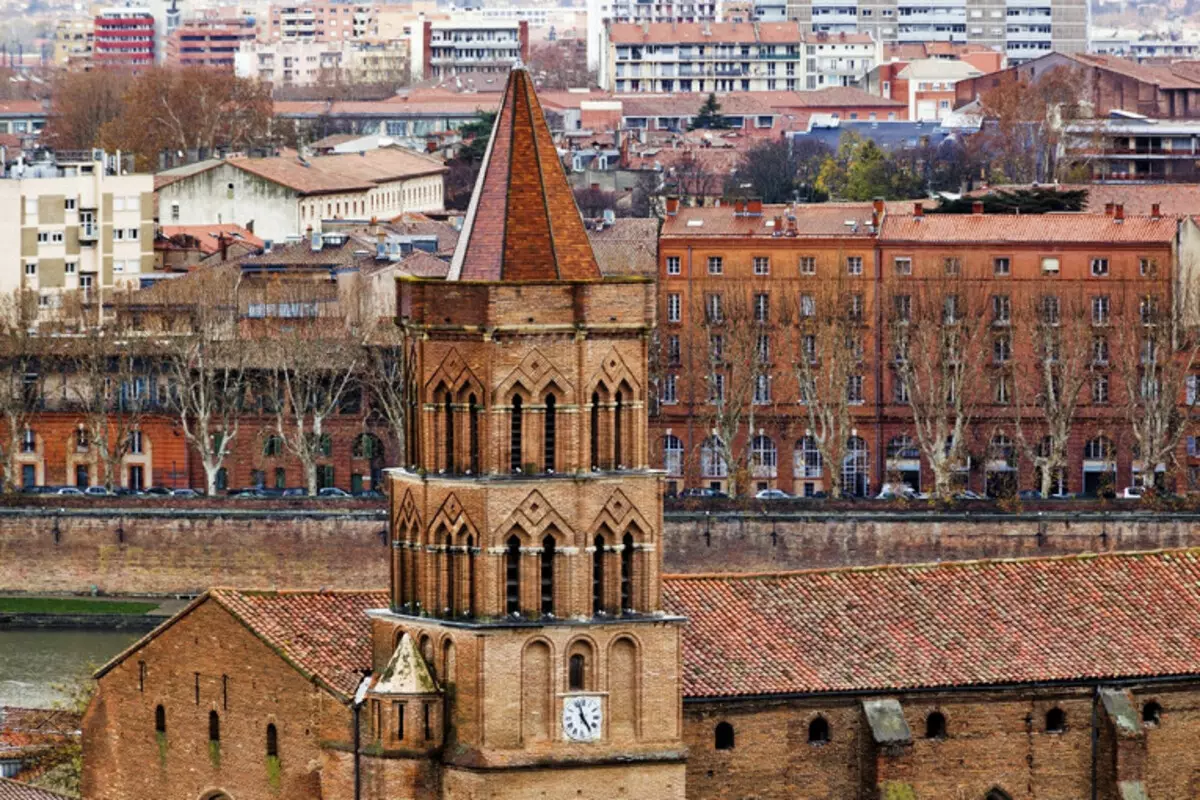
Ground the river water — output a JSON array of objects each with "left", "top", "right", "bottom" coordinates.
[{"left": 0, "top": 629, "right": 141, "bottom": 709}]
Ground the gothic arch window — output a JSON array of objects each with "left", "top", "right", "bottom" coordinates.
[
  {"left": 808, "top": 716, "right": 830, "bottom": 745},
  {"left": 590, "top": 391, "right": 601, "bottom": 469},
  {"left": 444, "top": 393, "right": 455, "bottom": 473},
  {"left": 925, "top": 711, "right": 947, "bottom": 739},
  {"left": 715, "top": 721, "right": 735, "bottom": 750},
  {"left": 266, "top": 723, "right": 279, "bottom": 759},
  {"left": 505, "top": 535, "right": 521, "bottom": 615},
  {"left": 796, "top": 435, "right": 823, "bottom": 478},
  {"left": 442, "top": 638, "right": 457, "bottom": 690},
  {"left": 663, "top": 435, "right": 684, "bottom": 476},
  {"left": 155, "top": 704, "right": 166, "bottom": 735},
  {"left": 613, "top": 390, "right": 624, "bottom": 468},
  {"left": 592, "top": 534, "right": 606, "bottom": 615},
  {"left": 620, "top": 532, "right": 635, "bottom": 613},
  {"left": 1045, "top": 707, "right": 1066, "bottom": 733},
  {"left": 540, "top": 534, "right": 556, "bottom": 617},
  {"left": 510, "top": 395, "right": 523, "bottom": 473},
  {"left": 391, "top": 627, "right": 406, "bottom": 652},
  {"left": 544, "top": 393, "right": 557, "bottom": 473},
  {"left": 445, "top": 532, "right": 456, "bottom": 616},
  {"left": 465, "top": 534, "right": 476, "bottom": 617},
  {"left": 208, "top": 710, "right": 221, "bottom": 743},
  {"left": 843, "top": 437, "right": 869, "bottom": 497},
  {"left": 468, "top": 395, "right": 480, "bottom": 474}
]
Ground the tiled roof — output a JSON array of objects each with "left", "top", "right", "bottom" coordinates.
[
  {"left": 385, "top": 212, "right": 460, "bottom": 256},
  {"left": 395, "top": 250, "right": 450, "bottom": 278},
  {"left": 773, "top": 86, "right": 905, "bottom": 108},
  {"left": 159, "top": 225, "right": 265, "bottom": 255},
  {"left": 879, "top": 211, "right": 1178, "bottom": 244},
  {"left": 154, "top": 158, "right": 223, "bottom": 190},
  {"left": 1070, "top": 52, "right": 1200, "bottom": 90},
  {"left": 450, "top": 67, "right": 601, "bottom": 282},
  {"left": 0, "top": 101, "right": 43, "bottom": 116},
  {"left": 229, "top": 148, "right": 445, "bottom": 196},
  {"left": 967, "top": 183, "right": 1200, "bottom": 217},
  {"left": 588, "top": 218, "right": 659, "bottom": 277},
  {"left": 665, "top": 549, "right": 1200, "bottom": 699},
  {"left": 0, "top": 778, "right": 74, "bottom": 800},
  {"left": 661, "top": 202, "right": 878, "bottom": 237}
]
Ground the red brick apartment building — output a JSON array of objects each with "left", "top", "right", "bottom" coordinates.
[{"left": 655, "top": 197, "right": 1200, "bottom": 497}]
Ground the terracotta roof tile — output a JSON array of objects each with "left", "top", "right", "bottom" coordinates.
[
  {"left": 211, "top": 589, "right": 388, "bottom": 700},
  {"left": 880, "top": 211, "right": 1178, "bottom": 244},
  {"left": 588, "top": 217, "right": 659, "bottom": 277},
  {"left": 665, "top": 549, "right": 1200, "bottom": 698},
  {"left": 159, "top": 225, "right": 265, "bottom": 255},
  {"left": 661, "top": 202, "right": 879, "bottom": 237},
  {"left": 450, "top": 68, "right": 601, "bottom": 282},
  {"left": 229, "top": 148, "right": 445, "bottom": 196},
  {"left": 0, "top": 778, "right": 74, "bottom": 800}
]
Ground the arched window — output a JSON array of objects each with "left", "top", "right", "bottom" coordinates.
[
  {"left": 1142, "top": 701, "right": 1162, "bottom": 726},
  {"left": 796, "top": 435, "right": 822, "bottom": 478},
  {"left": 444, "top": 393, "right": 455, "bottom": 473},
  {"left": 209, "top": 710, "right": 221, "bottom": 742},
  {"left": 510, "top": 396, "right": 523, "bottom": 473},
  {"left": 155, "top": 704, "right": 166, "bottom": 735},
  {"left": 700, "top": 436, "right": 728, "bottom": 478},
  {"left": 543, "top": 394, "right": 556, "bottom": 473},
  {"left": 468, "top": 395, "right": 480, "bottom": 474},
  {"left": 613, "top": 390, "right": 624, "bottom": 468},
  {"left": 715, "top": 721, "right": 735, "bottom": 750},
  {"left": 620, "top": 532, "right": 634, "bottom": 612},
  {"left": 569, "top": 653, "right": 586, "bottom": 691},
  {"left": 590, "top": 392, "right": 600, "bottom": 469},
  {"left": 592, "top": 534, "right": 605, "bottom": 615},
  {"left": 843, "top": 437, "right": 869, "bottom": 497},
  {"left": 751, "top": 435, "right": 777, "bottom": 477},
  {"left": 1045, "top": 707, "right": 1066, "bottom": 733},
  {"left": 540, "top": 535, "right": 555, "bottom": 616},
  {"left": 266, "top": 723, "right": 279, "bottom": 758},
  {"left": 664, "top": 435, "right": 684, "bottom": 476},
  {"left": 808, "top": 716, "right": 830, "bottom": 744},
  {"left": 925, "top": 711, "right": 946, "bottom": 739},
  {"left": 505, "top": 535, "right": 521, "bottom": 615}
]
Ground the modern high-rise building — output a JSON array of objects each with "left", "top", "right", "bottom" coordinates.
[
  {"left": 92, "top": 8, "right": 156, "bottom": 68},
  {"left": 410, "top": 18, "right": 529, "bottom": 81}
]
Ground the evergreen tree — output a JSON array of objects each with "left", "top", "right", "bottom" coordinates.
[
  {"left": 928, "top": 187, "right": 1088, "bottom": 215},
  {"left": 689, "top": 93, "right": 731, "bottom": 130}
]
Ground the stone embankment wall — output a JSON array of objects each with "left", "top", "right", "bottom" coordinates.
[{"left": 2, "top": 506, "right": 1199, "bottom": 595}]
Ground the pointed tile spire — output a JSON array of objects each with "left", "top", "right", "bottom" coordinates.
[
  {"left": 372, "top": 633, "right": 439, "bottom": 695},
  {"left": 448, "top": 67, "right": 602, "bottom": 282}
]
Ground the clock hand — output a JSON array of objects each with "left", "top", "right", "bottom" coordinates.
[{"left": 577, "top": 705, "right": 592, "bottom": 732}]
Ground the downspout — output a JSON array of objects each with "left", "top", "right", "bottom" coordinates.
[{"left": 352, "top": 674, "right": 371, "bottom": 800}]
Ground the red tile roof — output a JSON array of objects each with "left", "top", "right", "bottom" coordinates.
[
  {"left": 879, "top": 211, "right": 1178, "bottom": 244},
  {"left": 666, "top": 549, "right": 1200, "bottom": 698},
  {"left": 159, "top": 224, "right": 265, "bottom": 255},
  {"left": 661, "top": 202, "right": 879, "bottom": 237},
  {"left": 229, "top": 148, "right": 445, "bottom": 196},
  {"left": 0, "top": 778, "right": 74, "bottom": 800},
  {"left": 450, "top": 68, "right": 601, "bottom": 282}
]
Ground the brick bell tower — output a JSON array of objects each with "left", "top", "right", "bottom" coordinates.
[{"left": 364, "top": 66, "right": 686, "bottom": 799}]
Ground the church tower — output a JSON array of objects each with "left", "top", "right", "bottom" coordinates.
[{"left": 365, "top": 67, "right": 686, "bottom": 799}]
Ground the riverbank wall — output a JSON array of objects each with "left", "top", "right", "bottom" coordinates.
[{"left": 2, "top": 506, "right": 1200, "bottom": 595}]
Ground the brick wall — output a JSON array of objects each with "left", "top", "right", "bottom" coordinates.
[{"left": 5, "top": 509, "right": 1200, "bottom": 595}]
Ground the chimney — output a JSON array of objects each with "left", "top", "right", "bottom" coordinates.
[
  {"left": 772, "top": 215, "right": 783, "bottom": 236},
  {"left": 747, "top": 198, "right": 763, "bottom": 215},
  {"left": 971, "top": 200, "right": 984, "bottom": 215},
  {"left": 1152, "top": 202, "right": 1161, "bottom": 220},
  {"left": 1114, "top": 204, "right": 1125, "bottom": 223},
  {"left": 665, "top": 195, "right": 680, "bottom": 216},
  {"left": 873, "top": 197, "right": 885, "bottom": 215},
  {"left": 1104, "top": 202, "right": 1115, "bottom": 216},
  {"left": 914, "top": 202, "right": 924, "bottom": 219},
  {"left": 734, "top": 198, "right": 746, "bottom": 215}
]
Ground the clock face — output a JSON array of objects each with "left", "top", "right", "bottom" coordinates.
[{"left": 562, "top": 694, "right": 603, "bottom": 742}]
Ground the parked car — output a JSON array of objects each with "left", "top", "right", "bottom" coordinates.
[
  {"left": 317, "top": 487, "right": 351, "bottom": 498},
  {"left": 353, "top": 489, "right": 386, "bottom": 499},
  {"left": 53, "top": 486, "right": 84, "bottom": 496},
  {"left": 227, "top": 487, "right": 265, "bottom": 498},
  {"left": 755, "top": 488, "right": 792, "bottom": 501},
  {"left": 953, "top": 490, "right": 986, "bottom": 501},
  {"left": 144, "top": 486, "right": 173, "bottom": 496},
  {"left": 171, "top": 488, "right": 200, "bottom": 498},
  {"left": 1120, "top": 486, "right": 1145, "bottom": 499},
  {"left": 679, "top": 487, "right": 728, "bottom": 499},
  {"left": 280, "top": 488, "right": 307, "bottom": 498},
  {"left": 83, "top": 486, "right": 111, "bottom": 497},
  {"left": 1017, "top": 489, "right": 1043, "bottom": 500}
]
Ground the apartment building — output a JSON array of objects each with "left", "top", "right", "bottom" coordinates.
[
  {"left": 586, "top": 0, "right": 719, "bottom": 69},
  {"left": 864, "top": 57, "right": 986, "bottom": 120},
  {"left": 1065, "top": 117, "right": 1200, "bottom": 183},
  {"left": 92, "top": 8, "right": 156, "bottom": 69},
  {"left": 410, "top": 18, "right": 529, "bottom": 81},
  {"left": 600, "top": 22, "right": 880, "bottom": 92},
  {"left": 234, "top": 38, "right": 350, "bottom": 84},
  {"left": 654, "top": 198, "right": 1195, "bottom": 498},
  {"left": 165, "top": 18, "right": 256, "bottom": 68},
  {"left": 0, "top": 151, "right": 153, "bottom": 312},
  {"left": 52, "top": 15, "right": 94, "bottom": 68},
  {"left": 781, "top": 0, "right": 1085, "bottom": 65},
  {"left": 261, "top": 1, "right": 378, "bottom": 42},
  {"left": 1091, "top": 33, "right": 1200, "bottom": 63}
]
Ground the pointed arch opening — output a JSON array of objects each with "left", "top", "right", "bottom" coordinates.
[
  {"left": 266, "top": 723, "right": 279, "bottom": 758},
  {"left": 510, "top": 395, "right": 523, "bottom": 473},
  {"left": 445, "top": 531, "right": 456, "bottom": 616},
  {"left": 543, "top": 393, "right": 556, "bottom": 473},
  {"left": 590, "top": 391, "right": 601, "bottom": 469},
  {"left": 443, "top": 392, "right": 455, "bottom": 473},
  {"left": 466, "top": 533, "right": 476, "bottom": 617},
  {"left": 540, "top": 534, "right": 556, "bottom": 617},
  {"left": 506, "top": 535, "right": 521, "bottom": 615},
  {"left": 613, "top": 390, "right": 624, "bottom": 469},
  {"left": 468, "top": 394, "right": 480, "bottom": 474},
  {"left": 620, "top": 532, "right": 634, "bottom": 613},
  {"left": 715, "top": 721, "right": 735, "bottom": 750},
  {"left": 592, "top": 533, "right": 606, "bottom": 615}
]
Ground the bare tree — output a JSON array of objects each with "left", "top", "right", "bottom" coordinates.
[
  {"left": 886, "top": 277, "right": 989, "bottom": 498},
  {"left": 687, "top": 282, "right": 781, "bottom": 496},
  {"left": 787, "top": 271, "right": 865, "bottom": 498},
  {"left": 0, "top": 290, "right": 46, "bottom": 492},
  {"left": 1011, "top": 288, "right": 1096, "bottom": 497},
  {"left": 156, "top": 270, "right": 247, "bottom": 495},
  {"left": 1114, "top": 282, "right": 1200, "bottom": 490}
]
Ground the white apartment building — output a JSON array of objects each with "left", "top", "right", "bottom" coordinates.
[
  {"left": 600, "top": 22, "right": 880, "bottom": 92},
  {"left": 0, "top": 151, "right": 153, "bottom": 310},
  {"left": 1091, "top": 32, "right": 1200, "bottom": 63},
  {"left": 586, "top": 0, "right": 721, "bottom": 70},
  {"left": 409, "top": 18, "right": 529, "bottom": 81},
  {"left": 785, "top": 0, "right": 1087, "bottom": 64},
  {"left": 262, "top": 1, "right": 378, "bottom": 42},
  {"left": 235, "top": 38, "right": 348, "bottom": 85}
]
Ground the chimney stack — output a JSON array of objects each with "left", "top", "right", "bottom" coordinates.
[
  {"left": 972, "top": 200, "right": 984, "bottom": 215},
  {"left": 1104, "top": 202, "right": 1115, "bottom": 216},
  {"left": 773, "top": 215, "right": 783, "bottom": 236},
  {"left": 873, "top": 197, "right": 885, "bottom": 215},
  {"left": 1114, "top": 204, "right": 1125, "bottom": 223},
  {"left": 734, "top": 198, "right": 746, "bottom": 215},
  {"left": 665, "top": 196, "right": 679, "bottom": 216},
  {"left": 914, "top": 202, "right": 924, "bottom": 219},
  {"left": 747, "top": 198, "right": 763, "bottom": 215},
  {"left": 1152, "top": 202, "right": 1161, "bottom": 220}
]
